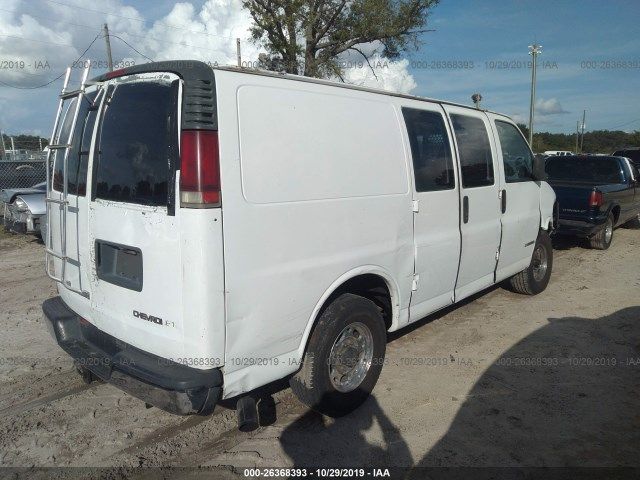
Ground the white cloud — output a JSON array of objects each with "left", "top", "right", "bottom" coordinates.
[
  {"left": 342, "top": 56, "right": 417, "bottom": 94},
  {"left": 0, "top": 0, "right": 417, "bottom": 134},
  {"left": 535, "top": 97, "right": 568, "bottom": 115}
]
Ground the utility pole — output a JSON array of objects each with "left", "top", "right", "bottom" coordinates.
[
  {"left": 0, "top": 129, "right": 6, "bottom": 158},
  {"left": 103, "top": 23, "right": 114, "bottom": 72},
  {"left": 39, "top": 137, "right": 43, "bottom": 151},
  {"left": 10, "top": 136, "right": 15, "bottom": 153},
  {"left": 528, "top": 43, "right": 542, "bottom": 147},
  {"left": 580, "top": 109, "right": 586, "bottom": 153},
  {"left": 236, "top": 38, "right": 242, "bottom": 67},
  {"left": 575, "top": 121, "right": 579, "bottom": 153}
]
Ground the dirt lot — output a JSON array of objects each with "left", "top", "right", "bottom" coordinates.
[{"left": 0, "top": 227, "right": 639, "bottom": 476}]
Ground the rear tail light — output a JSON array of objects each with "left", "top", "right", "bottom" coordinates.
[
  {"left": 179, "top": 130, "right": 221, "bottom": 207},
  {"left": 589, "top": 190, "right": 603, "bottom": 208}
]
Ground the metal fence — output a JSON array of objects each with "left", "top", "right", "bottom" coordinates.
[{"left": 0, "top": 157, "right": 47, "bottom": 190}]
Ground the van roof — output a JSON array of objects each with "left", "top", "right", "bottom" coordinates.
[
  {"left": 213, "top": 65, "right": 513, "bottom": 120},
  {"left": 92, "top": 61, "right": 515, "bottom": 125}
]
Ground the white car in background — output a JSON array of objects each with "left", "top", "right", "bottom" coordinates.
[
  {"left": 543, "top": 150, "right": 574, "bottom": 156},
  {"left": 1, "top": 182, "right": 46, "bottom": 236}
]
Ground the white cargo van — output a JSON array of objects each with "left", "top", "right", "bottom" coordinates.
[{"left": 43, "top": 61, "right": 556, "bottom": 422}]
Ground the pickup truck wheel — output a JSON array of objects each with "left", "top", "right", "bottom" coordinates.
[
  {"left": 509, "top": 230, "right": 553, "bottom": 295},
  {"left": 589, "top": 213, "right": 614, "bottom": 250},
  {"left": 290, "top": 293, "right": 386, "bottom": 417}
]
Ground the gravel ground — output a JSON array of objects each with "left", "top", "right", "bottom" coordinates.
[{"left": 0, "top": 227, "right": 639, "bottom": 476}]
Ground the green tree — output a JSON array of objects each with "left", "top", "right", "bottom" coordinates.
[
  {"left": 1, "top": 134, "right": 48, "bottom": 154},
  {"left": 517, "top": 123, "right": 529, "bottom": 141},
  {"left": 244, "top": 0, "right": 439, "bottom": 78}
]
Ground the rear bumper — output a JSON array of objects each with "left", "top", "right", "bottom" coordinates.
[
  {"left": 42, "top": 296, "right": 223, "bottom": 415},
  {"left": 556, "top": 216, "right": 606, "bottom": 237}
]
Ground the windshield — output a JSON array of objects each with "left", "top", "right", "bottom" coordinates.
[{"left": 546, "top": 157, "right": 623, "bottom": 183}]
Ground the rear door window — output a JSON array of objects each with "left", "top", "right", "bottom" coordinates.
[
  {"left": 53, "top": 90, "right": 102, "bottom": 195},
  {"left": 450, "top": 114, "right": 494, "bottom": 188},
  {"left": 52, "top": 99, "right": 77, "bottom": 192},
  {"left": 402, "top": 108, "right": 455, "bottom": 192},
  {"left": 546, "top": 157, "right": 623, "bottom": 183},
  {"left": 93, "top": 80, "right": 178, "bottom": 206}
]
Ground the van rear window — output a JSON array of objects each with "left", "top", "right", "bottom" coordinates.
[{"left": 94, "top": 81, "right": 178, "bottom": 206}]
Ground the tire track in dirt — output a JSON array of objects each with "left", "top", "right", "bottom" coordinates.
[{"left": 0, "top": 383, "right": 96, "bottom": 419}]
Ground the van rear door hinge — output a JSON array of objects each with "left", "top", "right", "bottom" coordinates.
[
  {"left": 411, "top": 274, "right": 419, "bottom": 291},
  {"left": 495, "top": 249, "right": 500, "bottom": 261},
  {"left": 412, "top": 199, "right": 419, "bottom": 213}
]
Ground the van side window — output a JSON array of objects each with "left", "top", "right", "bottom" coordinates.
[
  {"left": 450, "top": 114, "right": 494, "bottom": 188},
  {"left": 402, "top": 108, "right": 455, "bottom": 192},
  {"left": 495, "top": 120, "right": 533, "bottom": 182}
]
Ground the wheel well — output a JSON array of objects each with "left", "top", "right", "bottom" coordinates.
[
  {"left": 611, "top": 205, "right": 620, "bottom": 224},
  {"left": 324, "top": 274, "right": 393, "bottom": 330}
]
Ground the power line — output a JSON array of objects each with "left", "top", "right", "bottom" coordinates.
[
  {"left": 609, "top": 118, "right": 640, "bottom": 130},
  {"left": 0, "top": 33, "right": 77, "bottom": 48},
  {"left": 111, "top": 30, "right": 234, "bottom": 54},
  {"left": 0, "top": 31, "right": 102, "bottom": 90},
  {"left": 42, "top": 0, "right": 237, "bottom": 39},
  {"left": 108, "top": 34, "right": 154, "bottom": 63},
  {"left": 0, "top": 5, "right": 238, "bottom": 57},
  {"left": 0, "top": 6, "right": 103, "bottom": 32}
]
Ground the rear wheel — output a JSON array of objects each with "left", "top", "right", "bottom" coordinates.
[
  {"left": 290, "top": 293, "right": 386, "bottom": 417},
  {"left": 509, "top": 230, "right": 553, "bottom": 295},
  {"left": 589, "top": 213, "right": 614, "bottom": 250}
]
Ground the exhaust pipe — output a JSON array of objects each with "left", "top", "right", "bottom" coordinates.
[
  {"left": 236, "top": 396, "right": 259, "bottom": 432},
  {"left": 75, "top": 363, "right": 98, "bottom": 384}
]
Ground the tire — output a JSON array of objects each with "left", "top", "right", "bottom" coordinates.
[
  {"left": 509, "top": 230, "right": 553, "bottom": 295},
  {"left": 623, "top": 212, "right": 640, "bottom": 229},
  {"left": 290, "top": 293, "right": 386, "bottom": 417},
  {"left": 588, "top": 213, "right": 614, "bottom": 250}
]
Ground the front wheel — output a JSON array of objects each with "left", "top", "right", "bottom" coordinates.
[
  {"left": 509, "top": 230, "right": 553, "bottom": 295},
  {"left": 290, "top": 293, "right": 386, "bottom": 417}
]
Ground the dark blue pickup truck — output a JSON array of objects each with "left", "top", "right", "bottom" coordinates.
[{"left": 545, "top": 155, "right": 640, "bottom": 249}]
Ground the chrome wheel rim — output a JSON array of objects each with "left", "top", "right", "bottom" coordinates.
[
  {"left": 328, "top": 322, "right": 374, "bottom": 393},
  {"left": 604, "top": 219, "right": 613, "bottom": 243},
  {"left": 531, "top": 244, "right": 548, "bottom": 282}
]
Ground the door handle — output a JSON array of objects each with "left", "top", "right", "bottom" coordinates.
[
  {"left": 501, "top": 189, "right": 507, "bottom": 214},
  {"left": 463, "top": 196, "right": 469, "bottom": 223}
]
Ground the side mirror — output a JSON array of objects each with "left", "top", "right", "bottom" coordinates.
[{"left": 532, "top": 155, "right": 547, "bottom": 181}]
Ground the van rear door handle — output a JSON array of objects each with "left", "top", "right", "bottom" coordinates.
[
  {"left": 501, "top": 189, "right": 507, "bottom": 213},
  {"left": 463, "top": 196, "right": 469, "bottom": 224}
]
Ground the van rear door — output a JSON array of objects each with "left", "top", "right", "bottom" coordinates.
[{"left": 86, "top": 74, "right": 185, "bottom": 361}]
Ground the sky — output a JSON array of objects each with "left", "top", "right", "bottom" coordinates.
[{"left": 0, "top": 0, "right": 639, "bottom": 138}]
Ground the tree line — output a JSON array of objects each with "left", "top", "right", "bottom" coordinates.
[
  {"left": 517, "top": 124, "right": 639, "bottom": 154},
  {"left": 1, "top": 134, "right": 48, "bottom": 153},
  {"left": 3, "top": 128, "right": 638, "bottom": 156}
]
